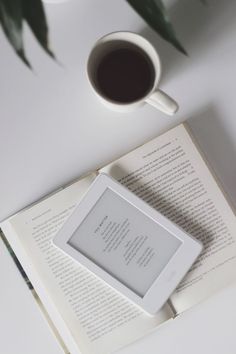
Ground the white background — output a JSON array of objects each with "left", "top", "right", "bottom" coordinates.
[{"left": 0, "top": 0, "right": 236, "bottom": 353}]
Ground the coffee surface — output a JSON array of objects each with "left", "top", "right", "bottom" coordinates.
[{"left": 95, "top": 46, "right": 155, "bottom": 103}]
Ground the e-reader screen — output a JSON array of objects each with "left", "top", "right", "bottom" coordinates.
[{"left": 68, "top": 188, "right": 181, "bottom": 297}]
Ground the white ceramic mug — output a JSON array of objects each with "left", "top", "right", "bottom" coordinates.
[{"left": 87, "top": 31, "right": 178, "bottom": 115}]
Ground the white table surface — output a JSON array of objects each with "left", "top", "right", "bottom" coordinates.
[{"left": 1, "top": 0, "right": 236, "bottom": 353}]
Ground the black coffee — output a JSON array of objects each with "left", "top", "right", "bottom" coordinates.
[{"left": 95, "top": 44, "right": 155, "bottom": 103}]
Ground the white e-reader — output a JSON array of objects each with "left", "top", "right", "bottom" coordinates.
[{"left": 53, "top": 173, "right": 202, "bottom": 315}]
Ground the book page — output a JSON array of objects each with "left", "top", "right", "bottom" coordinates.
[
  {"left": 101, "top": 124, "right": 236, "bottom": 314},
  {"left": 1, "top": 174, "right": 172, "bottom": 354}
]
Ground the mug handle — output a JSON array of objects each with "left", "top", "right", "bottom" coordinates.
[{"left": 145, "top": 89, "right": 179, "bottom": 116}]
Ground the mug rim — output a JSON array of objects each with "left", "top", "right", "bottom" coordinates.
[{"left": 87, "top": 31, "right": 162, "bottom": 107}]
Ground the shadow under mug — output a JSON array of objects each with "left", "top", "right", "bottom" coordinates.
[{"left": 87, "top": 31, "right": 179, "bottom": 115}]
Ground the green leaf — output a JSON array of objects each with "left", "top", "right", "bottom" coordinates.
[
  {"left": 126, "top": 0, "right": 187, "bottom": 55},
  {"left": 21, "top": 0, "right": 54, "bottom": 59},
  {"left": 0, "top": 0, "right": 31, "bottom": 67}
]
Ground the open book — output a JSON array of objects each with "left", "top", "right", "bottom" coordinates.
[{"left": 1, "top": 123, "right": 236, "bottom": 354}]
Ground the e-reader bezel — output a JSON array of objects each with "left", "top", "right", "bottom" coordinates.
[{"left": 53, "top": 173, "right": 202, "bottom": 315}]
